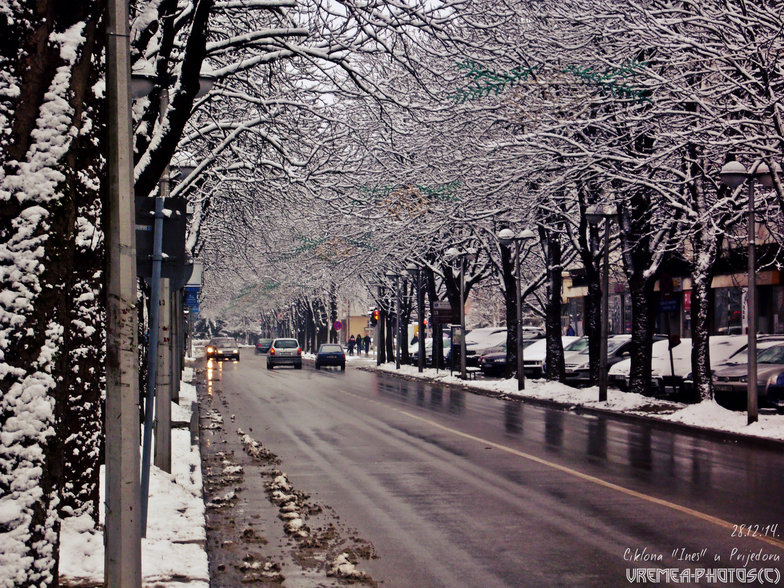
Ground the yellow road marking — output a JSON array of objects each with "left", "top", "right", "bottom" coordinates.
[{"left": 390, "top": 405, "right": 784, "bottom": 551}]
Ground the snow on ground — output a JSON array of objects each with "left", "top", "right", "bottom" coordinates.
[
  {"left": 59, "top": 356, "right": 784, "bottom": 586},
  {"left": 59, "top": 369, "right": 208, "bottom": 587}
]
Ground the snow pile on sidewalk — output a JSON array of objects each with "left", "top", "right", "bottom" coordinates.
[{"left": 59, "top": 372, "right": 208, "bottom": 586}]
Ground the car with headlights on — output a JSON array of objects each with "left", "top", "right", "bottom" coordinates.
[
  {"left": 713, "top": 341, "right": 784, "bottom": 412},
  {"left": 315, "top": 343, "right": 346, "bottom": 370},
  {"left": 205, "top": 337, "right": 240, "bottom": 361}
]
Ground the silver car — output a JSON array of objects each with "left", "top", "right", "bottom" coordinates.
[
  {"left": 713, "top": 342, "right": 784, "bottom": 412},
  {"left": 267, "top": 338, "right": 302, "bottom": 370}
]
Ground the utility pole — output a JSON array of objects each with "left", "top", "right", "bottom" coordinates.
[
  {"left": 155, "top": 278, "right": 172, "bottom": 472},
  {"left": 105, "top": 0, "right": 142, "bottom": 584}
]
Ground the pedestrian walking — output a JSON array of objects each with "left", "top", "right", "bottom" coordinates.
[
  {"left": 363, "top": 334, "right": 371, "bottom": 355},
  {"left": 348, "top": 334, "right": 355, "bottom": 355}
]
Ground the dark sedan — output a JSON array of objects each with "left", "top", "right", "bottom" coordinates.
[
  {"left": 477, "top": 338, "right": 540, "bottom": 377},
  {"left": 315, "top": 343, "right": 346, "bottom": 370},
  {"left": 255, "top": 338, "right": 273, "bottom": 354}
]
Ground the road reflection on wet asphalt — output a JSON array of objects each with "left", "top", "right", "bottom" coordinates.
[{"left": 203, "top": 351, "right": 784, "bottom": 587}]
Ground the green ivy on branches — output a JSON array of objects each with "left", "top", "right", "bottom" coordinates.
[
  {"left": 563, "top": 60, "right": 648, "bottom": 102},
  {"left": 447, "top": 60, "right": 538, "bottom": 104},
  {"left": 447, "top": 58, "right": 648, "bottom": 104}
]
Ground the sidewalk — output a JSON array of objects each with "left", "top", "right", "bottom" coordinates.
[{"left": 60, "top": 366, "right": 209, "bottom": 587}]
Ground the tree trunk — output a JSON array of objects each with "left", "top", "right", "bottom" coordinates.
[
  {"left": 627, "top": 273, "right": 658, "bottom": 396},
  {"left": 538, "top": 218, "right": 565, "bottom": 382},
  {"left": 425, "top": 266, "right": 445, "bottom": 369},
  {"left": 385, "top": 311, "right": 395, "bottom": 362},
  {"left": 0, "top": 2, "right": 105, "bottom": 583},
  {"left": 500, "top": 243, "right": 518, "bottom": 379},
  {"left": 545, "top": 234, "right": 565, "bottom": 381},
  {"left": 378, "top": 308, "right": 387, "bottom": 363}
]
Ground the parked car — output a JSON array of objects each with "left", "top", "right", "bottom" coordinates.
[
  {"left": 255, "top": 338, "right": 273, "bottom": 354},
  {"left": 477, "top": 337, "right": 540, "bottom": 377},
  {"left": 565, "top": 335, "right": 631, "bottom": 386},
  {"left": 522, "top": 336, "right": 580, "bottom": 378},
  {"left": 411, "top": 335, "right": 452, "bottom": 366},
  {"left": 681, "top": 336, "right": 784, "bottom": 396},
  {"left": 205, "top": 337, "right": 240, "bottom": 361},
  {"left": 445, "top": 327, "right": 506, "bottom": 368},
  {"left": 712, "top": 340, "right": 784, "bottom": 412},
  {"left": 608, "top": 335, "right": 749, "bottom": 395},
  {"left": 315, "top": 343, "right": 346, "bottom": 370},
  {"left": 267, "top": 338, "right": 302, "bottom": 369},
  {"left": 464, "top": 328, "right": 508, "bottom": 366}
]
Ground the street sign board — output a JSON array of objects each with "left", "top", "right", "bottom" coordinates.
[
  {"left": 184, "top": 287, "right": 200, "bottom": 308},
  {"left": 136, "top": 196, "right": 188, "bottom": 279},
  {"left": 433, "top": 301, "right": 452, "bottom": 323},
  {"left": 333, "top": 320, "right": 343, "bottom": 332}
]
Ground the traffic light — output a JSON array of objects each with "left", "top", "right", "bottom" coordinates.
[{"left": 370, "top": 308, "right": 379, "bottom": 326}]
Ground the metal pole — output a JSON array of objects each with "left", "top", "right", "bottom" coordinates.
[
  {"left": 105, "top": 0, "right": 142, "bottom": 582},
  {"left": 376, "top": 286, "right": 382, "bottom": 366},
  {"left": 460, "top": 258, "right": 467, "bottom": 380},
  {"left": 515, "top": 241, "right": 524, "bottom": 390},
  {"left": 599, "top": 219, "right": 610, "bottom": 402},
  {"left": 747, "top": 181, "right": 758, "bottom": 424},
  {"left": 417, "top": 272, "right": 425, "bottom": 373},
  {"left": 140, "top": 195, "right": 165, "bottom": 534},
  {"left": 154, "top": 279, "right": 172, "bottom": 472},
  {"left": 395, "top": 277, "right": 401, "bottom": 369}
]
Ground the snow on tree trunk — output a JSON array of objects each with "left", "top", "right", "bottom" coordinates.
[
  {"left": 0, "top": 3, "right": 100, "bottom": 585},
  {"left": 690, "top": 254, "right": 716, "bottom": 402}
]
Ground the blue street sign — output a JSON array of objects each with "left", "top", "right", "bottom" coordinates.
[{"left": 184, "top": 287, "right": 200, "bottom": 308}]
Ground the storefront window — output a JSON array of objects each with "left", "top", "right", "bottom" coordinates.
[
  {"left": 769, "top": 286, "right": 784, "bottom": 334},
  {"left": 713, "top": 287, "right": 743, "bottom": 335}
]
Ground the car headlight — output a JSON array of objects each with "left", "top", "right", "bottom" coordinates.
[
  {"left": 232, "top": 349, "right": 239, "bottom": 354},
  {"left": 206, "top": 346, "right": 214, "bottom": 353}
]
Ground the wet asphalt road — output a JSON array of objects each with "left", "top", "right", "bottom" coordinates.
[{"left": 203, "top": 350, "right": 784, "bottom": 587}]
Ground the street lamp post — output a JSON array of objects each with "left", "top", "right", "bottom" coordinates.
[
  {"left": 406, "top": 263, "right": 425, "bottom": 373},
  {"left": 498, "top": 229, "right": 536, "bottom": 390},
  {"left": 719, "top": 159, "right": 780, "bottom": 425},
  {"left": 386, "top": 271, "right": 401, "bottom": 369},
  {"left": 586, "top": 205, "right": 617, "bottom": 403},
  {"left": 445, "top": 247, "right": 475, "bottom": 380},
  {"left": 374, "top": 284, "right": 384, "bottom": 366}
]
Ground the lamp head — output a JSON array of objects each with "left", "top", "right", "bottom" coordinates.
[
  {"left": 497, "top": 228, "right": 515, "bottom": 246},
  {"left": 756, "top": 161, "right": 781, "bottom": 188},
  {"left": 586, "top": 204, "right": 615, "bottom": 226},
  {"left": 719, "top": 160, "right": 748, "bottom": 189},
  {"left": 444, "top": 247, "right": 460, "bottom": 263}
]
